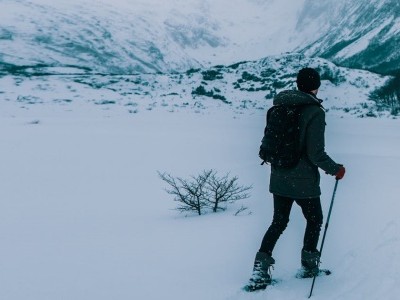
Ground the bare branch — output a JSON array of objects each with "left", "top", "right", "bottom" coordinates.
[{"left": 158, "top": 169, "right": 252, "bottom": 215}]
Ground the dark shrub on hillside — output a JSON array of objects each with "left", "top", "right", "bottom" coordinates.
[
  {"left": 317, "top": 67, "right": 345, "bottom": 85},
  {"left": 212, "top": 94, "right": 230, "bottom": 104},
  {"left": 202, "top": 69, "right": 223, "bottom": 81},
  {"left": 186, "top": 68, "right": 201, "bottom": 75},
  {"left": 272, "top": 80, "right": 287, "bottom": 89},
  {"left": 260, "top": 68, "right": 276, "bottom": 77},
  {"left": 241, "top": 71, "right": 262, "bottom": 82},
  {"left": 192, "top": 85, "right": 230, "bottom": 104},
  {"left": 369, "top": 76, "right": 400, "bottom": 115},
  {"left": 192, "top": 85, "right": 214, "bottom": 97}
]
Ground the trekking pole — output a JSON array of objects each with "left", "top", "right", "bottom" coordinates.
[{"left": 308, "top": 179, "right": 339, "bottom": 298}]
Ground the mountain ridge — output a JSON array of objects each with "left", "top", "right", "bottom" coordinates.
[
  {"left": 297, "top": 0, "right": 400, "bottom": 75},
  {"left": 0, "top": 0, "right": 398, "bottom": 75}
]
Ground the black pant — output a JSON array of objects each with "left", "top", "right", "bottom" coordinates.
[{"left": 259, "top": 194, "right": 323, "bottom": 256}]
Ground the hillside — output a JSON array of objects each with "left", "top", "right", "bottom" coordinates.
[{"left": 0, "top": 54, "right": 391, "bottom": 119}]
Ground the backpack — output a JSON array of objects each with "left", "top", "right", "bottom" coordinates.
[{"left": 259, "top": 105, "right": 306, "bottom": 168}]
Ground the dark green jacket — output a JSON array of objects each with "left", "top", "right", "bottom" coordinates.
[{"left": 269, "top": 90, "right": 340, "bottom": 199}]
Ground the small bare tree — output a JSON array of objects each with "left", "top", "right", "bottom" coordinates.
[
  {"left": 158, "top": 169, "right": 252, "bottom": 215},
  {"left": 158, "top": 170, "right": 213, "bottom": 215},
  {"left": 205, "top": 171, "right": 252, "bottom": 212}
]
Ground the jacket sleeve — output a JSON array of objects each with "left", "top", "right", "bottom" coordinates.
[{"left": 305, "top": 110, "right": 340, "bottom": 175}]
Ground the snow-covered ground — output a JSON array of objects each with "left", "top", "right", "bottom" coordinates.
[
  {"left": 0, "top": 89, "right": 399, "bottom": 299},
  {"left": 1, "top": 1, "right": 398, "bottom": 298}
]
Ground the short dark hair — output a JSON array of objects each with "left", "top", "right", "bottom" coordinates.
[{"left": 296, "top": 68, "right": 321, "bottom": 92}]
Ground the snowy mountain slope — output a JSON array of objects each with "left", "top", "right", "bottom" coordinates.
[
  {"left": 296, "top": 0, "right": 400, "bottom": 75},
  {"left": 1, "top": 0, "right": 398, "bottom": 75},
  {"left": 0, "top": 0, "right": 202, "bottom": 73},
  {"left": 0, "top": 53, "right": 390, "bottom": 119},
  {"left": 0, "top": 0, "right": 304, "bottom": 74}
]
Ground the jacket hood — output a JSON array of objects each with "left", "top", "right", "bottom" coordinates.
[{"left": 273, "top": 90, "right": 322, "bottom": 106}]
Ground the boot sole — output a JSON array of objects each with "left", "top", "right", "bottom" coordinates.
[
  {"left": 242, "top": 279, "right": 280, "bottom": 292},
  {"left": 295, "top": 268, "right": 331, "bottom": 279}
]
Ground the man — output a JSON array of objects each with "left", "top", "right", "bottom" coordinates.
[{"left": 246, "top": 67, "right": 346, "bottom": 291}]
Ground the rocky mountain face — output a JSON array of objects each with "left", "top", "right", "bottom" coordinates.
[
  {"left": 1, "top": 0, "right": 398, "bottom": 76},
  {"left": 297, "top": 0, "right": 400, "bottom": 75},
  {"left": 0, "top": 0, "right": 231, "bottom": 74}
]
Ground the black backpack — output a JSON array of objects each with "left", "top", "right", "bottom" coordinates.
[{"left": 259, "top": 105, "right": 306, "bottom": 168}]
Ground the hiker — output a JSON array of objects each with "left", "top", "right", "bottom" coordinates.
[{"left": 246, "top": 67, "right": 346, "bottom": 291}]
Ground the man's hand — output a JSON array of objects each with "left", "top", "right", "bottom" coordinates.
[{"left": 335, "top": 166, "right": 346, "bottom": 180}]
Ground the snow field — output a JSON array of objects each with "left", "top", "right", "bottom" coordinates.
[{"left": 0, "top": 108, "right": 399, "bottom": 299}]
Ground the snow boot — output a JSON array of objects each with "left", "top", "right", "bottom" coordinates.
[
  {"left": 244, "top": 252, "right": 275, "bottom": 292},
  {"left": 301, "top": 249, "right": 320, "bottom": 277}
]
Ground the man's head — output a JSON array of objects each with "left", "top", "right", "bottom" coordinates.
[{"left": 296, "top": 67, "right": 321, "bottom": 94}]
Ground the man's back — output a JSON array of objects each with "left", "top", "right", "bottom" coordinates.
[{"left": 269, "top": 90, "right": 339, "bottom": 199}]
